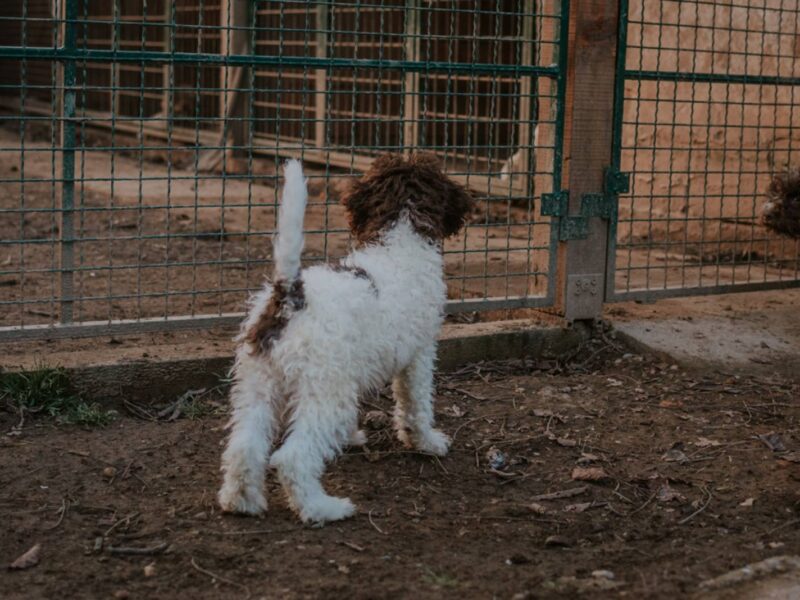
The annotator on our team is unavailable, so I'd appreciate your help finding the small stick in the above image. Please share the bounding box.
[627,491,657,517]
[207,527,298,536]
[104,512,140,538]
[487,468,520,479]
[44,498,68,531]
[679,487,712,525]
[341,541,365,553]
[368,510,387,535]
[530,486,588,502]
[190,557,251,598]
[432,455,449,475]
[107,542,168,556]
[446,387,487,402]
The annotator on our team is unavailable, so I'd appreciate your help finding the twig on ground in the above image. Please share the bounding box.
[627,491,657,517]
[530,486,588,502]
[43,498,69,531]
[107,541,168,555]
[368,510,387,535]
[104,512,140,537]
[206,527,298,536]
[341,541,365,553]
[678,486,712,525]
[191,557,251,598]
[444,387,487,402]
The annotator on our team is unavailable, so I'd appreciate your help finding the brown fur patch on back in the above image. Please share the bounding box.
[243,278,305,355]
[764,168,800,239]
[330,263,378,293]
[341,153,474,244]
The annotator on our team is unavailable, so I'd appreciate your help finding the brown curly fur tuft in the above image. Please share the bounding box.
[243,278,305,355]
[763,168,800,239]
[341,153,474,244]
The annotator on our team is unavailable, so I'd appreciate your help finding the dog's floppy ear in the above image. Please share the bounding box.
[340,154,406,244]
[412,153,474,239]
[341,153,474,243]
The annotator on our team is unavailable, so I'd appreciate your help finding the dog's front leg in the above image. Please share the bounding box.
[392,345,450,456]
[218,364,276,515]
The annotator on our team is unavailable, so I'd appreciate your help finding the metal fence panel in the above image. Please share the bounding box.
[0,0,568,340]
[608,0,800,302]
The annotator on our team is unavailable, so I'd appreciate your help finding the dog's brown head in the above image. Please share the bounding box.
[763,168,800,240]
[341,153,474,245]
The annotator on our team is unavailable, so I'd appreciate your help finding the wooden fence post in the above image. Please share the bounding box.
[555,0,622,320]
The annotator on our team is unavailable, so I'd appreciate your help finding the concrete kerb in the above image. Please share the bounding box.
[7,319,592,405]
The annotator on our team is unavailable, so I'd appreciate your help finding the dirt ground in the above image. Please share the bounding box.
[3,341,800,599]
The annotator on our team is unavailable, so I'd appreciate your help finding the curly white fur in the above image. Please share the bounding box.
[218,161,450,524]
[273,159,307,281]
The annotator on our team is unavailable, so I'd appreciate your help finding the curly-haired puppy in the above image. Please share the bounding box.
[218,154,473,524]
[763,168,800,239]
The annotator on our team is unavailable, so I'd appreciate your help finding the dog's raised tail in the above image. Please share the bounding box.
[274,160,307,281]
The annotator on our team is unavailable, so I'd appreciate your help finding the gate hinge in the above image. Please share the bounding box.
[541,190,618,240]
[541,168,629,241]
[605,167,630,196]
[541,190,569,217]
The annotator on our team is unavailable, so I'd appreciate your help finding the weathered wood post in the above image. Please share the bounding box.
[555,0,623,320]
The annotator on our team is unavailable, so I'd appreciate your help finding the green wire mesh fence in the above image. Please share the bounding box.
[609,0,800,301]
[2,0,799,341]
[0,0,567,339]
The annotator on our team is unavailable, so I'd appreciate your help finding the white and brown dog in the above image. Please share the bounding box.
[218,154,473,524]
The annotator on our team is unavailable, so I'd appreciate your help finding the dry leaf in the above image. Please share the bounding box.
[528,502,548,515]
[9,543,41,570]
[571,466,609,482]
[556,437,578,448]
[779,451,800,463]
[656,483,685,503]
[443,404,466,418]
[758,432,786,453]
[363,410,390,430]
[740,497,754,507]
[661,443,689,464]
[577,453,601,465]
[695,437,721,448]
[659,399,684,408]
[544,535,571,547]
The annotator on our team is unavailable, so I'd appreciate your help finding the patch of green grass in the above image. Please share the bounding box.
[0,364,116,427]
[181,393,226,420]
[422,568,460,589]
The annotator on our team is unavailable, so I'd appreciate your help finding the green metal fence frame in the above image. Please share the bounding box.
[0,0,572,341]
[606,0,800,303]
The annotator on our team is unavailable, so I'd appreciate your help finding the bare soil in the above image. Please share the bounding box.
[3,343,800,599]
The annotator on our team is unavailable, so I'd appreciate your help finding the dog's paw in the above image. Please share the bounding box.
[414,428,451,457]
[299,495,356,525]
[348,429,368,447]
[218,485,267,516]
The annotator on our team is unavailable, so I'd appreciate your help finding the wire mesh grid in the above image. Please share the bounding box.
[0,0,567,339]
[610,0,800,300]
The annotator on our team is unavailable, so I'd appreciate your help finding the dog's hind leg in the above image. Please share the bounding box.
[392,344,451,456]
[218,363,277,515]
[270,382,358,525]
